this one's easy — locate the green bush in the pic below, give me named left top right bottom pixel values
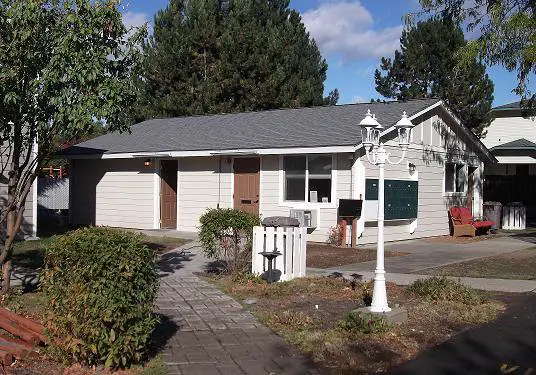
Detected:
left=407, top=276, right=484, bottom=305
left=198, top=208, right=260, bottom=275
left=41, top=227, right=159, bottom=368
left=340, top=311, right=391, bottom=334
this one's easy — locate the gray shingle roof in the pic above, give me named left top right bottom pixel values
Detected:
left=64, top=99, right=440, bottom=156
left=490, top=138, right=536, bottom=151
left=492, top=101, right=521, bottom=110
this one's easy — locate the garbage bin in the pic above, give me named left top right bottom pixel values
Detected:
left=502, top=202, right=526, bottom=230
left=483, top=201, right=502, bottom=230
left=261, top=216, right=300, bottom=228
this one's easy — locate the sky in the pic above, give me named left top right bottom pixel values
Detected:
left=120, top=0, right=530, bottom=107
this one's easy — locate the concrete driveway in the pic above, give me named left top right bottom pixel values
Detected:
left=326, top=236, right=536, bottom=274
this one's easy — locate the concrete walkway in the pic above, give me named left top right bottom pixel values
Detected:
left=326, top=236, right=535, bottom=274
left=155, top=242, right=321, bottom=375
left=308, top=268, right=536, bottom=293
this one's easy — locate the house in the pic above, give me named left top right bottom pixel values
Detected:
left=63, top=99, right=495, bottom=244
left=481, top=101, right=536, bottom=223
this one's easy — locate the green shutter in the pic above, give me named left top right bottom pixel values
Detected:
left=365, top=179, right=379, bottom=200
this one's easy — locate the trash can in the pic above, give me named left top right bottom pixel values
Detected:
left=502, top=202, right=526, bottom=230
left=261, top=216, right=300, bottom=228
left=483, top=201, right=502, bottom=230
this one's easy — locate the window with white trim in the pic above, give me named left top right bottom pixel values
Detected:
left=444, top=163, right=466, bottom=193
left=284, top=155, right=333, bottom=202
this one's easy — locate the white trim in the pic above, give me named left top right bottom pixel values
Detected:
left=66, top=146, right=358, bottom=160
left=176, top=159, right=180, bottom=230
left=258, top=156, right=263, bottom=217
left=442, top=161, right=468, bottom=197
left=153, top=158, right=160, bottom=229
left=278, top=154, right=338, bottom=209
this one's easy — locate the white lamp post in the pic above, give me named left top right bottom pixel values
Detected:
left=359, top=110, right=414, bottom=313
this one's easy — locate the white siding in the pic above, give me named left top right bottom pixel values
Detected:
left=71, top=159, right=155, bottom=229
left=482, top=114, right=536, bottom=149
left=177, top=157, right=232, bottom=232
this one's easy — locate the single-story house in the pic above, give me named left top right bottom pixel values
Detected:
left=481, top=101, right=536, bottom=223
left=63, top=98, right=495, bottom=244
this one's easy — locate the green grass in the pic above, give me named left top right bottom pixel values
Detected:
left=420, top=248, right=536, bottom=280
left=140, top=355, right=168, bottom=375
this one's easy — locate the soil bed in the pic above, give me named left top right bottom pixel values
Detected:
left=307, top=243, right=406, bottom=269
left=207, top=275, right=511, bottom=374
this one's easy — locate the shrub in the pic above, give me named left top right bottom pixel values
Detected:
left=41, top=227, right=159, bottom=368
left=198, top=208, right=260, bottom=275
left=340, top=311, right=391, bottom=334
left=327, top=224, right=344, bottom=246
left=407, top=276, right=484, bottom=305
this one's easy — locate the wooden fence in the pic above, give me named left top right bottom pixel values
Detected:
left=252, top=226, right=307, bottom=282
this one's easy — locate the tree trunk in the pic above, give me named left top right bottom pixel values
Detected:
left=1, top=209, right=15, bottom=293
left=2, top=260, right=11, bottom=292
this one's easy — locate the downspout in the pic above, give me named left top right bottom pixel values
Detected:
left=217, top=156, right=222, bottom=209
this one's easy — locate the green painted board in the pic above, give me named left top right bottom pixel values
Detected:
left=365, top=179, right=418, bottom=220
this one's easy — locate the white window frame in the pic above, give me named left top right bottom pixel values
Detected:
left=443, top=162, right=467, bottom=196
left=278, top=154, right=337, bottom=209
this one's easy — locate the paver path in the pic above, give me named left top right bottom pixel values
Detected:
left=155, top=242, right=321, bottom=375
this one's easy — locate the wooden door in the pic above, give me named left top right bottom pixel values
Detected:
left=160, top=160, right=178, bottom=229
left=234, top=158, right=260, bottom=215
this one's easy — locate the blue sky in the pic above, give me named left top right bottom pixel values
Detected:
left=121, top=0, right=529, bottom=107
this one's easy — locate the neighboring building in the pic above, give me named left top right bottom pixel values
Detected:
left=481, top=101, right=536, bottom=223
left=63, top=99, right=494, bottom=244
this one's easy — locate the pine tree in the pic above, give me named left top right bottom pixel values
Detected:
left=375, top=17, right=494, bottom=135
left=137, top=0, right=335, bottom=120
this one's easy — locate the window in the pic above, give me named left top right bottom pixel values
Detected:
left=445, top=163, right=466, bottom=193
left=284, top=155, right=333, bottom=202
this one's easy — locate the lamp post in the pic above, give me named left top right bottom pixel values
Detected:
left=359, top=110, right=414, bottom=313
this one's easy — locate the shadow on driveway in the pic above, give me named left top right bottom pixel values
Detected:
left=392, top=293, right=536, bottom=375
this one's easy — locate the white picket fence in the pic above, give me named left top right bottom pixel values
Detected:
left=251, top=226, right=307, bottom=282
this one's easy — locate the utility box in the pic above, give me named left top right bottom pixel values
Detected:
left=483, top=201, right=502, bottom=229
left=290, top=209, right=318, bottom=228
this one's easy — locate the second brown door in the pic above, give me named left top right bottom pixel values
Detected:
left=160, top=160, right=178, bottom=229
left=234, top=158, right=260, bottom=215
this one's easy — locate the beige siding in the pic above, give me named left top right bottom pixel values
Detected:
left=177, top=157, right=232, bottom=232
left=359, top=108, right=482, bottom=244
left=259, top=154, right=352, bottom=243
left=71, top=158, right=155, bottom=229
left=482, top=114, right=536, bottom=149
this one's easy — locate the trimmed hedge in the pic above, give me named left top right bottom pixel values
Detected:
left=41, top=227, right=159, bottom=368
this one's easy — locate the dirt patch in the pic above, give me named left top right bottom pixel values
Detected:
left=208, top=275, right=507, bottom=374
left=420, top=247, right=536, bottom=280
left=307, top=243, right=407, bottom=269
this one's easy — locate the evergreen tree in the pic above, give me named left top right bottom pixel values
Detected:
left=375, top=17, right=494, bottom=135
left=137, top=0, right=335, bottom=120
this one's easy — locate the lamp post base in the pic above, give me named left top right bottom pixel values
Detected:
left=355, top=306, right=408, bottom=324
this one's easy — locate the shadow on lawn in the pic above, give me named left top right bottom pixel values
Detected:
left=392, top=293, right=536, bottom=375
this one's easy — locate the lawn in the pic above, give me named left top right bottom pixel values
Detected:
left=307, top=243, right=406, bottom=269
left=419, top=247, right=536, bottom=280
left=208, top=275, right=508, bottom=374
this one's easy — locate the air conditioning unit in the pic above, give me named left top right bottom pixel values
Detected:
left=290, top=209, right=318, bottom=228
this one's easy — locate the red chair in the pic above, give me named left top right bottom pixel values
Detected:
left=449, top=207, right=494, bottom=237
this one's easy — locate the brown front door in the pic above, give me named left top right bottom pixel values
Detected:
left=234, top=158, right=260, bottom=215
left=160, top=160, right=178, bottom=229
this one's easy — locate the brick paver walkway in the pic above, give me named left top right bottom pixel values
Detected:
left=156, top=242, right=321, bottom=375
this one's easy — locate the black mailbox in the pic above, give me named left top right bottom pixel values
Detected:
left=338, top=199, right=363, bottom=219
